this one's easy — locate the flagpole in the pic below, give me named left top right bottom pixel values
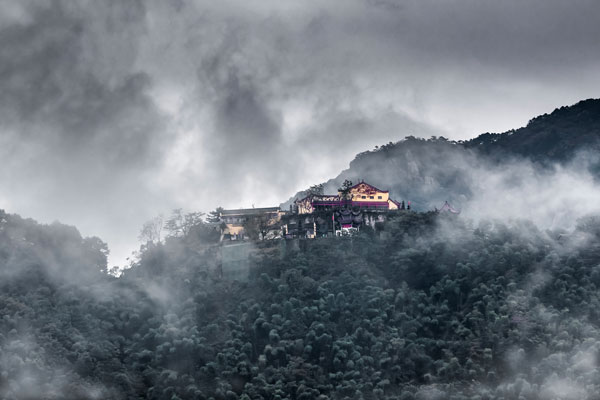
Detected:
left=332, top=212, right=335, bottom=237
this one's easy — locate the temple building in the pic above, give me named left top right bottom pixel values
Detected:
left=219, top=181, right=407, bottom=240
left=437, top=201, right=461, bottom=214
left=280, top=181, right=406, bottom=238
left=294, top=181, right=401, bottom=214
left=220, top=207, right=285, bottom=240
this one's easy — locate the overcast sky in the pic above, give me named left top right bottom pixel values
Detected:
left=1, top=0, right=599, bottom=266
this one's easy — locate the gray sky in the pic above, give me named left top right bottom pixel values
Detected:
left=1, top=0, right=599, bottom=266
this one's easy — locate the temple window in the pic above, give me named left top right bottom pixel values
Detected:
left=378, top=196, right=382, bottom=199
left=362, top=195, right=366, bottom=199
left=370, top=196, right=374, bottom=199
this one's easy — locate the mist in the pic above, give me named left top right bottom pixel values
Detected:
left=465, top=156, right=600, bottom=230
left=1, top=0, right=600, bottom=266
left=2, top=1, right=600, bottom=398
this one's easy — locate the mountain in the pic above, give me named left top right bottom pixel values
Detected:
left=464, top=98, right=600, bottom=163
left=284, top=98, right=600, bottom=211
left=4, top=206, right=600, bottom=399
left=3, top=98, right=600, bottom=399
left=298, top=138, right=478, bottom=211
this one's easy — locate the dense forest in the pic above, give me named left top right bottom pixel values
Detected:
left=463, top=98, right=600, bottom=163
left=2, top=1, right=599, bottom=398
left=3, top=207, right=600, bottom=399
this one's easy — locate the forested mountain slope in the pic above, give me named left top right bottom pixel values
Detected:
left=464, top=98, right=600, bottom=163
left=284, top=98, right=600, bottom=211
left=3, top=99, right=600, bottom=399
left=4, top=209, right=600, bottom=399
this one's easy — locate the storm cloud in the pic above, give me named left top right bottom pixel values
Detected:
left=1, top=0, right=599, bottom=265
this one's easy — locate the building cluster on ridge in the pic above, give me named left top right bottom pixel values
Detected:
left=218, top=181, right=415, bottom=241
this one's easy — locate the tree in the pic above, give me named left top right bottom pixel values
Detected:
left=187, top=223, right=221, bottom=244
left=338, top=179, right=353, bottom=201
left=243, top=214, right=273, bottom=240
left=138, top=215, right=164, bottom=244
left=164, top=209, right=205, bottom=238
left=82, top=236, right=110, bottom=274
left=307, top=184, right=324, bottom=196
left=206, top=207, right=224, bottom=224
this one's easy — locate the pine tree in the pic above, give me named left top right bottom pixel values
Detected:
left=206, top=207, right=224, bottom=223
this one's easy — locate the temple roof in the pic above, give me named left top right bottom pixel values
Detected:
left=296, top=194, right=340, bottom=203
left=297, top=181, right=390, bottom=204
left=221, top=207, right=281, bottom=216
left=389, top=199, right=402, bottom=207
left=348, top=181, right=389, bottom=193
left=311, top=195, right=342, bottom=202
left=438, top=201, right=460, bottom=214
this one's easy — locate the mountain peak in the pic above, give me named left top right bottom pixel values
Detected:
left=285, top=98, right=600, bottom=211
left=464, top=98, right=600, bottom=162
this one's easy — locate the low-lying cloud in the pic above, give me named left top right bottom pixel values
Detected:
left=1, top=0, right=600, bottom=266
left=465, top=153, right=600, bottom=231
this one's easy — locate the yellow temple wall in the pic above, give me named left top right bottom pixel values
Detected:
left=224, top=224, right=245, bottom=235
left=350, top=191, right=389, bottom=202
left=348, top=184, right=390, bottom=202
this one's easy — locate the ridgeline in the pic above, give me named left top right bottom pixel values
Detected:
left=3, top=99, right=600, bottom=399
left=284, top=98, right=600, bottom=211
